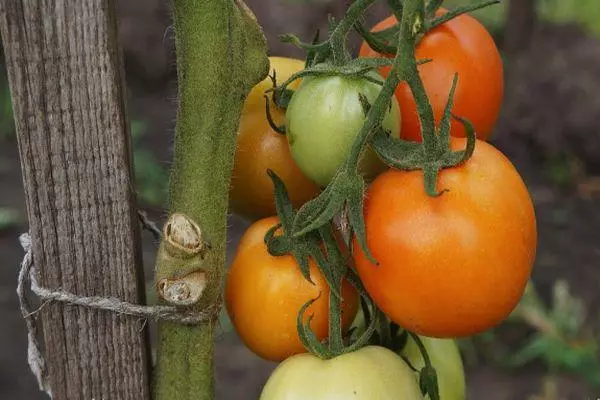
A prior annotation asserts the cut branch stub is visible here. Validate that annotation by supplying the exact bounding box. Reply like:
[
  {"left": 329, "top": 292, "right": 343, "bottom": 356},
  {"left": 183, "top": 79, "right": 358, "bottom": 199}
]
[
  {"left": 157, "top": 271, "right": 207, "bottom": 306},
  {"left": 164, "top": 213, "right": 209, "bottom": 258}
]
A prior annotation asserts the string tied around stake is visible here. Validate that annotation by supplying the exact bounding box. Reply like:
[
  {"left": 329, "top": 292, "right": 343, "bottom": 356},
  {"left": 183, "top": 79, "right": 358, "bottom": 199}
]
[{"left": 16, "top": 211, "right": 219, "bottom": 397}]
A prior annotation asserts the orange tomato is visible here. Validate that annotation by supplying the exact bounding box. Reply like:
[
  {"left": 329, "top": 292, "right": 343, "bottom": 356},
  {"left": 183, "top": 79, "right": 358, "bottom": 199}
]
[
  {"left": 226, "top": 217, "right": 359, "bottom": 361},
  {"left": 358, "top": 10, "right": 503, "bottom": 142},
  {"left": 353, "top": 138, "right": 537, "bottom": 338},
  {"left": 230, "top": 57, "right": 320, "bottom": 219}
]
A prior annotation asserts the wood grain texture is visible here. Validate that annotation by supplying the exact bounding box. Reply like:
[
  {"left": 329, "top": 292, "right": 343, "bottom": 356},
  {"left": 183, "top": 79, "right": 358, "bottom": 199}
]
[{"left": 0, "top": 1, "right": 151, "bottom": 399}]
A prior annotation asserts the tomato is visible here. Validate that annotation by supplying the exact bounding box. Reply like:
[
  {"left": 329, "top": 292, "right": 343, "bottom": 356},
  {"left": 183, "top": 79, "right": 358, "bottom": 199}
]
[
  {"left": 353, "top": 138, "right": 537, "bottom": 337},
  {"left": 260, "top": 346, "right": 423, "bottom": 399},
  {"left": 285, "top": 72, "right": 401, "bottom": 186},
  {"left": 402, "top": 336, "right": 465, "bottom": 400},
  {"left": 230, "top": 57, "right": 320, "bottom": 219},
  {"left": 225, "top": 216, "right": 359, "bottom": 362},
  {"left": 359, "top": 10, "right": 503, "bottom": 142}
]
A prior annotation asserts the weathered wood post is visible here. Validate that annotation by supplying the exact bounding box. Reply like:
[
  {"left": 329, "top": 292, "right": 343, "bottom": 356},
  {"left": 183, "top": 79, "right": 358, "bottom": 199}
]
[{"left": 0, "top": 1, "right": 151, "bottom": 399}]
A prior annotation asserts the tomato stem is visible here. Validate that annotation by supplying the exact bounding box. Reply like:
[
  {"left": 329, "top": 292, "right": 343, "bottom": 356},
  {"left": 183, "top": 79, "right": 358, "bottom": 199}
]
[{"left": 152, "top": 1, "right": 268, "bottom": 399}]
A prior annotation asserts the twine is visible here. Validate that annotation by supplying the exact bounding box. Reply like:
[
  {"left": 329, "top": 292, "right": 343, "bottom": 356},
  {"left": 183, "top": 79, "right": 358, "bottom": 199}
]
[{"left": 17, "top": 211, "right": 218, "bottom": 397}]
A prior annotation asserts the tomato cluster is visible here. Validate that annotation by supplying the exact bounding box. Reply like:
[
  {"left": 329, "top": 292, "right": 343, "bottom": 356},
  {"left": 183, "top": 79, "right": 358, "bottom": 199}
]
[{"left": 225, "top": 3, "right": 536, "bottom": 399}]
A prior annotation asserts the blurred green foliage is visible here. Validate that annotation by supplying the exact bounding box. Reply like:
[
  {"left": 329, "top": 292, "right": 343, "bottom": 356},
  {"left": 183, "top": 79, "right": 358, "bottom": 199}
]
[
  {"left": 538, "top": 0, "right": 600, "bottom": 36},
  {"left": 0, "top": 207, "right": 20, "bottom": 230},
  {"left": 462, "top": 281, "right": 600, "bottom": 388},
  {"left": 1, "top": 84, "right": 14, "bottom": 138},
  {"left": 445, "top": 0, "right": 600, "bottom": 36},
  {"left": 130, "top": 120, "right": 169, "bottom": 207},
  {"left": 508, "top": 281, "right": 600, "bottom": 387}
]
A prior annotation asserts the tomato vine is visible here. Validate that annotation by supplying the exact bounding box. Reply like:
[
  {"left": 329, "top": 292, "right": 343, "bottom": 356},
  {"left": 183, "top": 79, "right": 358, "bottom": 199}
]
[{"left": 259, "top": 0, "right": 503, "bottom": 399}]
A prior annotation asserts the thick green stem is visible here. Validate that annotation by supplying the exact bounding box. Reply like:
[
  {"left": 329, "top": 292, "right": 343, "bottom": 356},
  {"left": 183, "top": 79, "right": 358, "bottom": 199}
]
[
  {"left": 153, "top": 1, "right": 268, "bottom": 400},
  {"left": 328, "top": 287, "right": 344, "bottom": 353},
  {"left": 346, "top": 0, "right": 427, "bottom": 168},
  {"left": 398, "top": 0, "right": 437, "bottom": 157}
]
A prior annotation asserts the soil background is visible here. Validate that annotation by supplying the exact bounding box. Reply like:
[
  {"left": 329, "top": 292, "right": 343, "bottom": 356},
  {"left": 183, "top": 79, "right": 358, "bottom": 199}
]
[{"left": 1, "top": 0, "right": 600, "bottom": 399}]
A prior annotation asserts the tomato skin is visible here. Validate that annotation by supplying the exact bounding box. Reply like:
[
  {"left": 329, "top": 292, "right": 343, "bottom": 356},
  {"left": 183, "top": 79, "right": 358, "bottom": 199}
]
[
  {"left": 225, "top": 217, "right": 359, "bottom": 362},
  {"left": 260, "top": 346, "right": 423, "bottom": 400},
  {"left": 402, "top": 336, "right": 465, "bottom": 400},
  {"left": 230, "top": 57, "right": 320, "bottom": 220},
  {"left": 359, "top": 10, "right": 503, "bottom": 141},
  {"left": 353, "top": 138, "right": 537, "bottom": 337},
  {"left": 285, "top": 72, "right": 401, "bottom": 186}
]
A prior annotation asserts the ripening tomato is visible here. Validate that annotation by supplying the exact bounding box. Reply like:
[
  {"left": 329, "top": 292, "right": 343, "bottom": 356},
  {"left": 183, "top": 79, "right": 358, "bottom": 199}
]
[
  {"left": 354, "top": 138, "right": 537, "bottom": 337},
  {"left": 359, "top": 10, "right": 503, "bottom": 141},
  {"left": 260, "top": 346, "right": 423, "bottom": 400},
  {"left": 230, "top": 57, "right": 320, "bottom": 220},
  {"left": 225, "top": 217, "right": 359, "bottom": 362},
  {"left": 285, "top": 72, "right": 401, "bottom": 186},
  {"left": 402, "top": 336, "right": 465, "bottom": 400}
]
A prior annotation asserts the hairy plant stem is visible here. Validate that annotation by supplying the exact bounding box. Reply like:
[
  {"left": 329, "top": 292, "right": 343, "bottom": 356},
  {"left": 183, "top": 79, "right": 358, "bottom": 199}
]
[
  {"left": 345, "top": 0, "right": 427, "bottom": 168},
  {"left": 152, "top": 1, "right": 268, "bottom": 399}
]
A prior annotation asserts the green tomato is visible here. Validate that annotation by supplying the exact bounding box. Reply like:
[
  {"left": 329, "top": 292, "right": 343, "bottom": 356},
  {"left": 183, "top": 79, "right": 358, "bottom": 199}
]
[
  {"left": 285, "top": 73, "right": 401, "bottom": 186},
  {"left": 402, "top": 336, "right": 466, "bottom": 400},
  {"left": 260, "top": 346, "right": 423, "bottom": 400}
]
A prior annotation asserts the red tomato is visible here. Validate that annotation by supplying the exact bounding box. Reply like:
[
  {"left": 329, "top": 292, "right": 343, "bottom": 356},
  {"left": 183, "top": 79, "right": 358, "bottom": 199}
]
[
  {"left": 353, "top": 138, "right": 537, "bottom": 337},
  {"left": 359, "top": 10, "right": 503, "bottom": 141}
]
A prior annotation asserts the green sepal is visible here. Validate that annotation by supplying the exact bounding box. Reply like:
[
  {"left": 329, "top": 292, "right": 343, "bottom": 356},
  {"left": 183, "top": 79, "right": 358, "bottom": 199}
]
[
  {"left": 354, "top": 21, "right": 400, "bottom": 55},
  {"left": 419, "top": 365, "right": 440, "bottom": 400},
  {"left": 451, "top": 114, "right": 477, "bottom": 164},
  {"left": 390, "top": 326, "right": 408, "bottom": 352},
  {"left": 268, "top": 70, "right": 296, "bottom": 110},
  {"left": 370, "top": 128, "right": 423, "bottom": 169},
  {"left": 409, "top": 332, "right": 440, "bottom": 400},
  {"left": 387, "top": 0, "right": 404, "bottom": 20},
  {"left": 268, "top": 169, "right": 294, "bottom": 228},
  {"left": 264, "top": 96, "right": 286, "bottom": 135},
  {"left": 265, "top": 170, "right": 320, "bottom": 284},
  {"left": 293, "top": 179, "right": 343, "bottom": 237},
  {"left": 296, "top": 296, "right": 334, "bottom": 359},
  {"left": 346, "top": 177, "right": 377, "bottom": 264},
  {"left": 305, "top": 29, "right": 323, "bottom": 68},
  {"left": 437, "top": 73, "right": 459, "bottom": 149},
  {"left": 425, "top": 0, "right": 444, "bottom": 17},
  {"left": 426, "top": 0, "right": 501, "bottom": 32}
]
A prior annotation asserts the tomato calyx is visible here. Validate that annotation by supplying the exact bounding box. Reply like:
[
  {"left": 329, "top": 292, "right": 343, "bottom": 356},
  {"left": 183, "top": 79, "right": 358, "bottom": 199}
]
[{"left": 369, "top": 73, "right": 477, "bottom": 196}]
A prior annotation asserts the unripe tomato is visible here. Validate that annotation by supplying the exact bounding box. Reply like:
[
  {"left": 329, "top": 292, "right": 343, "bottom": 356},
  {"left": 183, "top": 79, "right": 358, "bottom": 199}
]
[
  {"left": 402, "top": 336, "right": 466, "bottom": 400},
  {"left": 359, "top": 10, "right": 503, "bottom": 141},
  {"left": 354, "top": 138, "right": 537, "bottom": 337},
  {"left": 225, "top": 217, "right": 359, "bottom": 362},
  {"left": 260, "top": 346, "right": 423, "bottom": 400},
  {"left": 285, "top": 72, "right": 401, "bottom": 186},
  {"left": 230, "top": 57, "right": 320, "bottom": 220}
]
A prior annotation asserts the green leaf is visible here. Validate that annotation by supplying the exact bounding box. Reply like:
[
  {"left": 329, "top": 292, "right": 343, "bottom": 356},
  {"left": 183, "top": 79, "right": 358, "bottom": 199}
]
[{"left": 0, "top": 208, "right": 20, "bottom": 230}]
